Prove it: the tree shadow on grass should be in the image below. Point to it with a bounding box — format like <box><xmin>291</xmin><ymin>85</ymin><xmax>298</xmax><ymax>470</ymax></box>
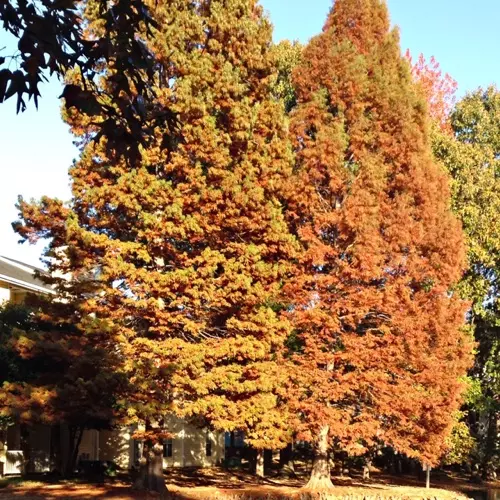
<box><xmin>0</xmin><ymin>469</ymin><xmax>482</xmax><ymax>500</ymax></box>
<box><xmin>164</xmin><ymin>466</ymin><xmax>306</xmax><ymax>490</ymax></box>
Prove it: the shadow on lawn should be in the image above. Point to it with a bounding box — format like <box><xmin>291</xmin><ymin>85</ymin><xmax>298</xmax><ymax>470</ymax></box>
<box><xmin>0</xmin><ymin>474</ymin><xmax>197</xmax><ymax>500</ymax></box>
<box><xmin>1</xmin><ymin>468</ymin><xmax>492</xmax><ymax>500</ymax></box>
<box><xmin>164</xmin><ymin>466</ymin><xmax>438</xmax><ymax>493</ymax></box>
<box><xmin>165</xmin><ymin>466</ymin><xmax>300</xmax><ymax>489</ymax></box>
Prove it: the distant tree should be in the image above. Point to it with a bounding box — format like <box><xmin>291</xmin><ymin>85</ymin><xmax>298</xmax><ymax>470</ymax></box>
<box><xmin>13</xmin><ymin>0</ymin><xmax>297</xmax><ymax>490</ymax></box>
<box><xmin>0</xmin><ymin>301</ymin><xmax>126</xmax><ymax>476</ymax></box>
<box><xmin>285</xmin><ymin>0</ymin><xmax>473</xmax><ymax>489</ymax></box>
<box><xmin>406</xmin><ymin>52</ymin><xmax>500</xmax><ymax>474</ymax></box>
<box><xmin>406</xmin><ymin>51</ymin><xmax>458</xmax><ymax>132</ymax></box>
<box><xmin>441</xmin><ymin>411</ymin><xmax>476</xmax><ymax>467</ymax></box>
<box><xmin>270</xmin><ymin>40</ymin><xmax>303</xmax><ymax>113</ymax></box>
<box><xmin>433</xmin><ymin>87</ymin><xmax>500</xmax><ymax>475</ymax></box>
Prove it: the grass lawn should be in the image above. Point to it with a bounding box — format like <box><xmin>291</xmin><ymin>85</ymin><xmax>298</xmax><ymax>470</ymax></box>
<box><xmin>0</xmin><ymin>467</ymin><xmax>495</xmax><ymax>499</ymax></box>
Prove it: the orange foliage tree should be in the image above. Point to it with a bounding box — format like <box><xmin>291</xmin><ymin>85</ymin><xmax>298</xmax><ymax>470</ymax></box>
<box><xmin>14</xmin><ymin>0</ymin><xmax>296</xmax><ymax>489</ymax></box>
<box><xmin>284</xmin><ymin>0</ymin><xmax>473</xmax><ymax>489</ymax></box>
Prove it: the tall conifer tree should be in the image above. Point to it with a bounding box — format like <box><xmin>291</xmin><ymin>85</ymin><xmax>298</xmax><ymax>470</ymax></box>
<box><xmin>408</xmin><ymin>55</ymin><xmax>500</xmax><ymax>473</ymax></box>
<box><xmin>285</xmin><ymin>0</ymin><xmax>473</xmax><ymax>489</ymax></box>
<box><xmin>14</xmin><ymin>0</ymin><xmax>296</xmax><ymax>489</ymax></box>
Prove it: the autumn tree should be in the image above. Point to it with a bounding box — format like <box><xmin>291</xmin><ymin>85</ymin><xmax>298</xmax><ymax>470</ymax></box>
<box><xmin>285</xmin><ymin>0</ymin><xmax>473</xmax><ymax>489</ymax></box>
<box><xmin>432</xmin><ymin>87</ymin><xmax>500</xmax><ymax>475</ymax></box>
<box><xmin>0</xmin><ymin>300</ymin><xmax>126</xmax><ymax>476</ymax></box>
<box><xmin>14</xmin><ymin>0</ymin><xmax>296</xmax><ymax>490</ymax></box>
<box><xmin>270</xmin><ymin>40</ymin><xmax>303</xmax><ymax>113</ymax></box>
<box><xmin>406</xmin><ymin>51</ymin><xmax>458</xmax><ymax>132</ymax></box>
<box><xmin>407</xmin><ymin>54</ymin><xmax>500</xmax><ymax>473</ymax></box>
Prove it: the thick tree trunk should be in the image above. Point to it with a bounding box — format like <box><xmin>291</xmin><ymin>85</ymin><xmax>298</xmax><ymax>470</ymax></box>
<box><xmin>134</xmin><ymin>420</ymin><xmax>167</xmax><ymax>495</ymax></box>
<box><xmin>264</xmin><ymin>449</ymin><xmax>273</xmax><ymax>472</ymax></box>
<box><xmin>279</xmin><ymin>442</ymin><xmax>297</xmax><ymax>477</ymax></box>
<box><xmin>255</xmin><ymin>449</ymin><xmax>265</xmax><ymax>478</ymax></box>
<box><xmin>363</xmin><ymin>460</ymin><xmax>371</xmax><ymax>480</ymax></box>
<box><xmin>135</xmin><ymin>442</ymin><xmax>166</xmax><ymax>494</ymax></box>
<box><xmin>305</xmin><ymin>426</ymin><xmax>333</xmax><ymax>490</ymax></box>
<box><xmin>147</xmin><ymin>443</ymin><xmax>166</xmax><ymax>494</ymax></box>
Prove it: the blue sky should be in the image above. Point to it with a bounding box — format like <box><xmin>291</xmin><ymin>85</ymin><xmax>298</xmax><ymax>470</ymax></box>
<box><xmin>1</xmin><ymin>0</ymin><xmax>499</xmax><ymax>266</ymax></box>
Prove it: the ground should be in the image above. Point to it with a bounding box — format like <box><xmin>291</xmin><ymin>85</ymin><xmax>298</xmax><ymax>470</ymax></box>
<box><xmin>0</xmin><ymin>467</ymin><xmax>496</xmax><ymax>499</ymax></box>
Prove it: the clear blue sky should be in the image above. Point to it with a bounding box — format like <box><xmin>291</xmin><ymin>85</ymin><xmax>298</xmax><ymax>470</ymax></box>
<box><xmin>1</xmin><ymin>0</ymin><xmax>499</xmax><ymax>266</ymax></box>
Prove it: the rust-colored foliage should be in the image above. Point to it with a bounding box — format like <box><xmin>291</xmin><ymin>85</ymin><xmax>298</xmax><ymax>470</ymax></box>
<box><xmin>14</xmin><ymin>0</ymin><xmax>296</xmax><ymax>462</ymax></box>
<box><xmin>406</xmin><ymin>51</ymin><xmax>458</xmax><ymax>132</ymax></box>
<box><xmin>285</xmin><ymin>0</ymin><xmax>473</xmax><ymax>468</ymax></box>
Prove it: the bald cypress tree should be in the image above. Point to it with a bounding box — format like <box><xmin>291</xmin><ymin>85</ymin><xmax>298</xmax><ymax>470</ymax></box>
<box><xmin>285</xmin><ymin>0</ymin><xmax>473</xmax><ymax>489</ymax></box>
<box><xmin>15</xmin><ymin>0</ymin><xmax>296</xmax><ymax>490</ymax></box>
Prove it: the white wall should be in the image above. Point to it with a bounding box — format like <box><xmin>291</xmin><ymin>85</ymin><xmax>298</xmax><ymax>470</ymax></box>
<box><xmin>162</xmin><ymin>415</ymin><xmax>224</xmax><ymax>468</ymax></box>
<box><xmin>0</xmin><ymin>282</ymin><xmax>10</xmax><ymax>303</ymax></box>
<box><xmin>97</xmin><ymin>417</ymin><xmax>225</xmax><ymax>469</ymax></box>
<box><xmin>79</xmin><ymin>429</ymin><xmax>99</xmax><ymax>461</ymax></box>
<box><xmin>2</xmin><ymin>420</ymin><xmax>225</xmax><ymax>473</ymax></box>
<box><xmin>99</xmin><ymin>428</ymin><xmax>133</xmax><ymax>469</ymax></box>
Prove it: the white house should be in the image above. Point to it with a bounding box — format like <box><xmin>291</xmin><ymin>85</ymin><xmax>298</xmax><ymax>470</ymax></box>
<box><xmin>0</xmin><ymin>255</ymin><xmax>55</xmax><ymax>304</ymax></box>
<box><xmin>0</xmin><ymin>255</ymin><xmax>225</xmax><ymax>476</ymax></box>
<box><xmin>0</xmin><ymin>255</ymin><xmax>55</xmax><ymax>475</ymax></box>
<box><xmin>77</xmin><ymin>417</ymin><xmax>225</xmax><ymax>470</ymax></box>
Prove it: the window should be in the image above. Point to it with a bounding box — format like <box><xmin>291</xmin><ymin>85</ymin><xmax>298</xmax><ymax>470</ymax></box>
<box><xmin>224</xmin><ymin>430</ymin><xmax>245</xmax><ymax>448</ymax></box>
<box><xmin>163</xmin><ymin>438</ymin><xmax>173</xmax><ymax>458</ymax></box>
<box><xmin>205</xmin><ymin>432</ymin><xmax>212</xmax><ymax>457</ymax></box>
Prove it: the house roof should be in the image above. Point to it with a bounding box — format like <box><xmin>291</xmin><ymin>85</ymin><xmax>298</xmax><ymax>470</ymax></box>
<box><xmin>0</xmin><ymin>255</ymin><xmax>55</xmax><ymax>295</ymax></box>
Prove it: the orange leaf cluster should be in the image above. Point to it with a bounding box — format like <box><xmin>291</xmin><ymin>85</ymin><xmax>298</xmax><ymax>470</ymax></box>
<box><xmin>284</xmin><ymin>0</ymin><xmax>473</xmax><ymax>466</ymax></box>
<box><xmin>406</xmin><ymin>50</ymin><xmax>458</xmax><ymax>132</ymax></box>
<box><xmin>13</xmin><ymin>0</ymin><xmax>297</xmax><ymax>453</ymax></box>
<box><xmin>8</xmin><ymin>0</ymin><xmax>473</xmax><ymax>472</ymax></box>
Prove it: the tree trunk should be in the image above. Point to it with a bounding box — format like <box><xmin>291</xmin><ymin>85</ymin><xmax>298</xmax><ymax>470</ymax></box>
<box><xmin>425</xmin><ymin>464</ymin><xmax>431</xmax><ymax>489</ymax></box>
<box><xmin>147</xmin><ymin>443</ymin><xmax>166</xmax><ymax>494</ymax></box>
<box><xmin>363</xmin><ymin>458</ymin><xmax>371</xmax><ymax>480</ymax></box>
<box><xmin>135</xmin><ymin>442</ymin><xmax>166</xmax><ymax>494</ymax></box>
<box><xmin>64</xmin><ymin>425</ymin><xmax>84</xmax><ymax>477</ymax></box>
<box><xmin>264</xmin><ymin>449</ymin><xmax>273</xmax><ymax>472</ymax></box>
<box><xmin>279</xmin><ymin>442</ymin><xmax>297</xmax><ymax>477</ymax></box>
<box><xmin>482</xmin><ymin>408</ymin><xmax>498</xmax><ymax>477</ymax></box>
<box><xmin>280</xmin><ymin>442</ymin><xmax>292</xmax><ymax>467</ymax></box>
<box><xmin>255</xmin><ymin>449</ymin><xmax>265</xmax><ymax>478</ymax></box>
<box><xmin>50</xmin><ymin>424</ymin><xmax>62</xmax><ymax>474</ymax></box>
<box><xmin>133</xmin><ymin>420</ymin><xmax>167</xmax><ymax>495</ymax></box>
<box><xmin>305</xmin><ymin>426</ymin><xmax>333</xmax><ymax>490</ymax></box>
